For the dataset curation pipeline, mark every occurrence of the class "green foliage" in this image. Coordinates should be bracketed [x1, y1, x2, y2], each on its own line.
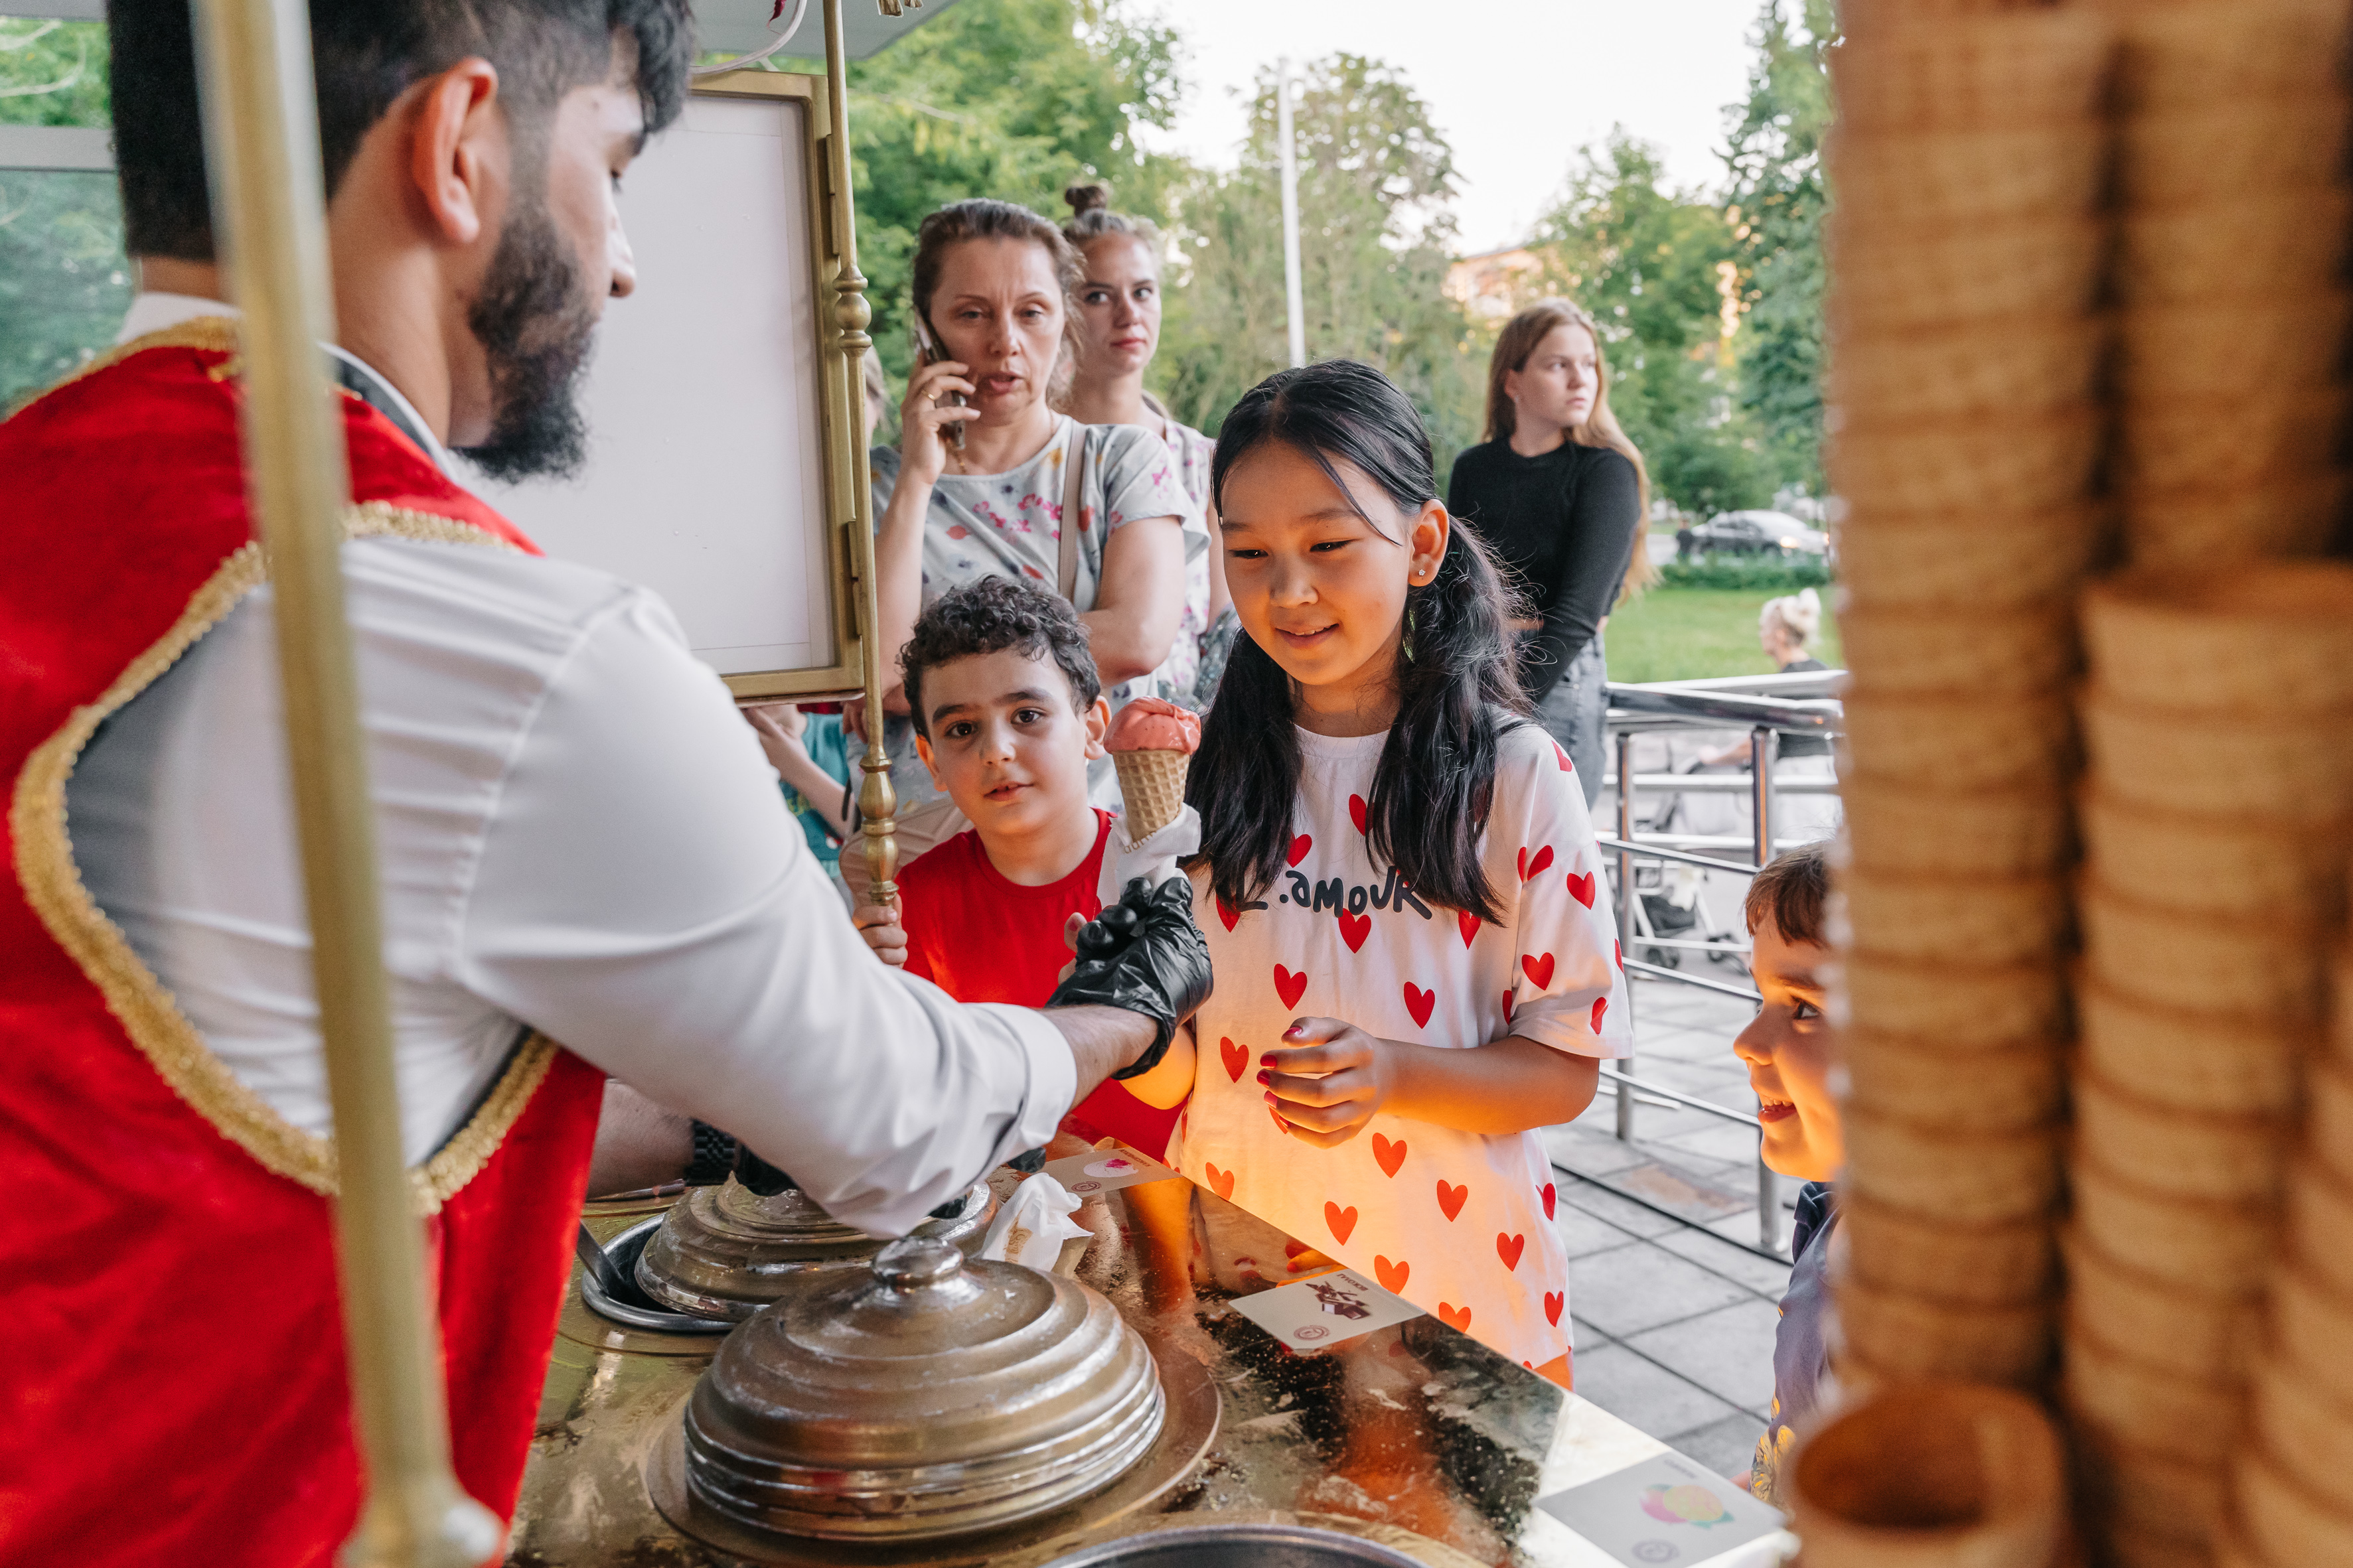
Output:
[1658, 553, 1831, 591]
[1154, 54, 1484, 465]
[1722, 0, 1835, 496]
[1606, 585, 1842, 683]
[0, 20, 129, 408]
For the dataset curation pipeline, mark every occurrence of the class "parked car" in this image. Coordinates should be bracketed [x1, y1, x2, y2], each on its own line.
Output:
[1683, 510, 1831, 559]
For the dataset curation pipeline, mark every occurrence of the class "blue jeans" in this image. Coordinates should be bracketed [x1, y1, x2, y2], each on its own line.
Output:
[1525, 631, 1608, 810]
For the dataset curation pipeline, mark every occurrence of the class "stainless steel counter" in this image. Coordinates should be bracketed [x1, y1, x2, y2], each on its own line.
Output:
[510, 1171, 1778, 1568]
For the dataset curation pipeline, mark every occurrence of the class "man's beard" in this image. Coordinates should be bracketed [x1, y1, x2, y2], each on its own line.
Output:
[456, 200, 599, 482]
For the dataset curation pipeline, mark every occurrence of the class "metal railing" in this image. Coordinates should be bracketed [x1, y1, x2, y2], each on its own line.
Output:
[1596, 676, 1844, 1254]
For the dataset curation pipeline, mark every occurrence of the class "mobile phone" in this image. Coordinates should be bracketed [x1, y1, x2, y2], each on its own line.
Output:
[910, 314, 966, 455]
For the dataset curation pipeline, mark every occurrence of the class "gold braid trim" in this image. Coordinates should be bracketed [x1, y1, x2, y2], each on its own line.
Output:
[4, 317, 244, 421]
[11, 498, 568, 1215]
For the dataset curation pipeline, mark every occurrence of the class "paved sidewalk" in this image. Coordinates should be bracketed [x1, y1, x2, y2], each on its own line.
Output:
[1549, 976, 1797, 1481]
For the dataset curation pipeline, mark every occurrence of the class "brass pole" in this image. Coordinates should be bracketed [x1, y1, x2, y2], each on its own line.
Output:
[826, 0, 898, 902]
[187, 1, 500, 1564]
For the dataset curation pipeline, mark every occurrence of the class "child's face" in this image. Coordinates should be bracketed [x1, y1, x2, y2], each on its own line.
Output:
[913, 646, 1107, 840]
[1733, 914, 1842, 1182]
[1219, 442, 1449, 708]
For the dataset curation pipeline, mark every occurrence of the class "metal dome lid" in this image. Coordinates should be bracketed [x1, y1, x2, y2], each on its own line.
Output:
[682, 1235, 1165, 1541]
[635, 1173, 993, 1322]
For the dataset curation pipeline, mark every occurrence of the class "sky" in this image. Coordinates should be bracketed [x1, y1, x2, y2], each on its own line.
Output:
[1136, 0, 1770, 256]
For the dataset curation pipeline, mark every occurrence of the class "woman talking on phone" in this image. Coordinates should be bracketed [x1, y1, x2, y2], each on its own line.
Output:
[1448, 299, 1652, 807]
[854, 198, 1197, 891]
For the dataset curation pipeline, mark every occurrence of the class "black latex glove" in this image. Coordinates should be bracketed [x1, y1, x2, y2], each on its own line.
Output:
[1047, 875, 1213, 1080]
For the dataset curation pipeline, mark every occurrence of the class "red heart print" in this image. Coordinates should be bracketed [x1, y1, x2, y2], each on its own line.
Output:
[1274, 964, 1308, 1010]
[1217, 897, 1241, 933]
[1325, 1201, 1359, 1245]
[1565, 871, 1596, 908]
[1591, 996, 1608, 1032]
[1614, 939, 1624, 971]
[1349, 794, 1368, 835]
[1541, 1181, 1556, 1220]
[1436, 1180, 1468, 1222]
[1372, 1133, 1407, 1178]
[1403, 982, 1436, 1029]
[1517, 845, 1554, 883]
[1337, 909, 1371, 952]
[1221, 1036, 1248, 1082]
[1522, 952, 1555, 990]
[946, 524, 970, 539]
[1438, 1303, 1473, 1332]
[1497, 1232, 1525, 1271]
[1553, 741, 1574, 772]
[1458, 910, 1480, 949]
[1545, 1291, 1564, 1326]
[1501, 990, 1515, 1023]
[1375, 1255, 1410, 1293]
[1204, 1163, 1236, 1200]
[1286, 833, 1312, 867]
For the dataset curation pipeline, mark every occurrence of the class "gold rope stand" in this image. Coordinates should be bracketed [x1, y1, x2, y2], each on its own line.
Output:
[187, 0, 500, 1563]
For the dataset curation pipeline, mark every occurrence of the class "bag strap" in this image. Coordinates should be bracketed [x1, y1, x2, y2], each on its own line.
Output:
[1058, 420, 1086, 603]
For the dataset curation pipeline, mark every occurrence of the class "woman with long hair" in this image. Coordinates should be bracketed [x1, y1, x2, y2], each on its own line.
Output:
[1448, 299, 1652, 807]
[856, 198, 1198, 891]
[1122, 360, 1629, 1385]
[1058, 182, 1233, 707]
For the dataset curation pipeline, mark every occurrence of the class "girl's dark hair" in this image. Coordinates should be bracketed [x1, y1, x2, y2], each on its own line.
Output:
[1189, 360, 1531, 924]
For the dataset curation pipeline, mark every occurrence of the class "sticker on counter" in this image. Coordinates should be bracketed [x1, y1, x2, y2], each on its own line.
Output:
[1041, 1145, 1179, 1196]
[1229, 1268, 1423, 1350]
[1536, 1451, 1789, 1566]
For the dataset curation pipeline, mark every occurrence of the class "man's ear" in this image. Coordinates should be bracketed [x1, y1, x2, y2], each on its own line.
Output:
[1082, 695, 1112, 760]
[406, 59, 504, 248]
[913, 730, 947, 790]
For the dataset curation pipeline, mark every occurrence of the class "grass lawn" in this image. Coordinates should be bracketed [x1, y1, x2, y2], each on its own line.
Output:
[1602, 586, 1843, 684]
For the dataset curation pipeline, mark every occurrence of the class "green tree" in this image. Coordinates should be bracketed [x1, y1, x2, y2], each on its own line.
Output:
[1156, 54, 1483, 462]
[1722, 0, 1835, 496]
[1531, 131, 1774, 517]
[1, 19, 129, 407]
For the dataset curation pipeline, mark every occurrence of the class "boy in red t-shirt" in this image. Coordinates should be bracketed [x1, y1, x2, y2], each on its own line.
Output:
[853, 577, 1184, 1157]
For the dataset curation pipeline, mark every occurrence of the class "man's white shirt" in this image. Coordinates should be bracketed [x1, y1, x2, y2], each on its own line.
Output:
[68, 294, 1073, 1235]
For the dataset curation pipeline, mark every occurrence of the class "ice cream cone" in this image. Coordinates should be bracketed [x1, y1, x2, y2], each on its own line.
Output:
[2084, 563, 2353, 713]
[1828, 123, 2110, 224]
[1829, 212, 2106, 332]
[2119, 190, 2352, 307]
[1837, 869, 2070, 965]
[1835, 1278, 2053, 1386]
[2062, 1320, 2239, 1463]
[2234, 1443, 2353, 1568]
[2074, 1420, 2229, 1555]
[2078, 788, 2348, 926]
[2120, 471, 2346, 569]
[2247, 1351, 2353, 1515]
[1835, 500, 2104, 612]
[2075, 1070, 2289, 1203]
[1841, 1193, 2055, 1308]
[1111, 748, 1190, 843]
[2072, 1149, 2277, 1294]
[2271, 1263, 2353, 1412]
[1839, 603, 2080, 696]
[1844, 1107, 2061, 1224]
[2286, 1156, 2353, 1303]
[2118, 96, 2353, 207]
[1841, 689, 2078, 790]
[2081, 687, 2353, 821]
[2062, 1227, 2259, 1384]
[1838, 952, 2068, 1048]
[2080, 878, 2329, 1021]
[1844, 1031, 2062, 1133]
[1829, 316, 2105, 421]
[1841, 781, 2072, 878]
[2109, 0, 2352, 113]
[2076, 973, 2307, 1117]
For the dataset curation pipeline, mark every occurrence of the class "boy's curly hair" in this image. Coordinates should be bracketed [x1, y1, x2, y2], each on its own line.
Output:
[1744, 839, 1831, 946]
[900, 576, 1101, 739]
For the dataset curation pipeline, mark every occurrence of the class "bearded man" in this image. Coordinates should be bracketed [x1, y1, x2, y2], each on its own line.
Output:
[0, 4, 1208, 1563]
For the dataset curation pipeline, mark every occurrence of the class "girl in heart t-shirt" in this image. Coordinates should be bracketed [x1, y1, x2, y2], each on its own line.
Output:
[1118, 360, 1632, 1385]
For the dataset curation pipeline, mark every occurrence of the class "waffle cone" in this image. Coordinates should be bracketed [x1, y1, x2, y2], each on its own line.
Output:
[1844, 1031, 2062, 1133]
[2073, 1150, 2277, 1294]
[2080, 878, 2328, 1021]
[2079, 787, 2348, 927]
[1835, 1278, 2053, 1386]
[2119, 97, 2353, 207]
[2117, 292, 2353, 402]
[1841, 1193, 2054, 1307]
[1841, 689, 2077, 789]
[2309, 1056, 2353, 1188]
[1828, 123, 2109, 224]
[2117, 390, 2348, 492]
[1839, 951, 2068, 1047]
[1842, 781, 2072, 877]
[2076, 973, 2307, 1117]
[2084, 563, 2353, 711]
[2111, 0, 2352, 113]
[1829, 213, 2106, 332]
[2119, 190, 2353, 307]
[1830, 409, 2102, 513]
[2271, 1264, 2353, 1412]
[2082, 687, 2353, 821]
[1829, 10, 2111, 133]
[2121, 472, 2347, 570]
[2285, 1157, 2353, 1303]
[1843, 1107, 2061, 1224]
[2062, 1227, 2259, 1384]
[1111, 748, 1190, 842]
[2236, 1444, 2353, 1568]
[1837, 0, 2029, 35]
[1839, 603, 2078, 697]
[2075, 1069, 2289, 1202]
[2073, 1422, 2229, 1557]
[1829, 316, 2105, 422]
[1835, 500, 2103, 612]
[1837, 869, 2070, 965]
[2062, 1320, 2239, 1464]
[2248, 1351, 2353, 1516]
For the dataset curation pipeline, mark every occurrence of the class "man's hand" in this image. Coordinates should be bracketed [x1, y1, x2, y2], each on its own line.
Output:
[1259, 1018, 1401, 1148]
[854, 899, 907, 967]
[1047, 877, 1211, 1080]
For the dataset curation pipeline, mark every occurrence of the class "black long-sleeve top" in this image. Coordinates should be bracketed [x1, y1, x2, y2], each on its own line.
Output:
[1446, 439, 1643, 704]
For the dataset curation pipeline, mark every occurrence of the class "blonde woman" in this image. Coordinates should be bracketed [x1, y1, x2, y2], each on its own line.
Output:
[1448, 299, 1653, 807]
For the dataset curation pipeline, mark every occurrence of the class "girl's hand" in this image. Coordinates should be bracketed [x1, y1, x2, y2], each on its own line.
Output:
[1258, 1018, 1401, 1148]
[854, 899, 907, 968]
[898, 356, 978, 487]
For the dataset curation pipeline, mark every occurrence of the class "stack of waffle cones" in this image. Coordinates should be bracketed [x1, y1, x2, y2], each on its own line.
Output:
[2068, 567, 2353, 1566]
[2091, 0, 2353, 567]
[1821, 5, 2113, 1398]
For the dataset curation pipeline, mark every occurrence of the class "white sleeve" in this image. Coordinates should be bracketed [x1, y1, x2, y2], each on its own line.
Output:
[451, 587, 1074, 1236]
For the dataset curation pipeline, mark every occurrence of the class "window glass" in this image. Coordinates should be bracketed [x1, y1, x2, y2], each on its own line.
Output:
[3, 19, 127, 407]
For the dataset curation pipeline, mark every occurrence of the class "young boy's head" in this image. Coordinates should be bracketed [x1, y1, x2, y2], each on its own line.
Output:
[1734, 840, 1841, 1182]
[901, 577, 1108, 845]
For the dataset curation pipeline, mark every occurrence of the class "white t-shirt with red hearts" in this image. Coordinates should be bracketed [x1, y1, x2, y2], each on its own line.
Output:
[1170, 717, 1632, 1377]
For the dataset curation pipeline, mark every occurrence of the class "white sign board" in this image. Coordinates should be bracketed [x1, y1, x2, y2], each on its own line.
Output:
[478, 91, 841, 682]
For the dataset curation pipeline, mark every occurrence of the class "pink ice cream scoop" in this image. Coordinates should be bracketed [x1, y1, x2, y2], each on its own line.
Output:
[1106, 697, 1201, 756]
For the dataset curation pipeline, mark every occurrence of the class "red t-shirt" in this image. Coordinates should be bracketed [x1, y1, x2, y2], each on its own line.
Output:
[899, 809, 1183, 1160]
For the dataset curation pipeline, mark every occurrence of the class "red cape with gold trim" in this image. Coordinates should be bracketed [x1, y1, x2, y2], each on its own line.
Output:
[0, 321, 604, 1567]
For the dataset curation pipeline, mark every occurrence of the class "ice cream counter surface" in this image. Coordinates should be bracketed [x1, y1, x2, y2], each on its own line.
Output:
[510, 1169, 1781, 1568]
